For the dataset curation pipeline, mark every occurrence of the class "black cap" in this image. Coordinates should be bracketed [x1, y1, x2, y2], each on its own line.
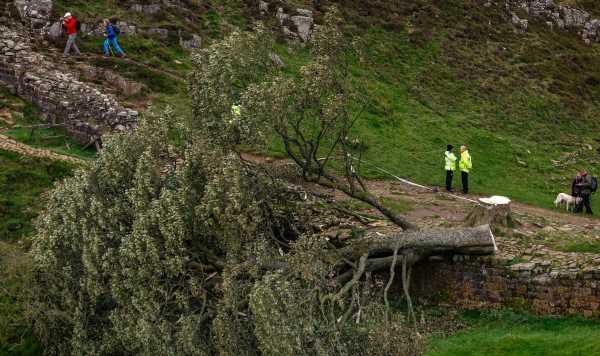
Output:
[447, 144, 453, 151]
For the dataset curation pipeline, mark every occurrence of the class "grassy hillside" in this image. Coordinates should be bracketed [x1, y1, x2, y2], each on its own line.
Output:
[266, 0, 600, 212]
[55, 0, 600, 212]
[4, 1, 600, 353]
[0, 150, 72, 354]
[0, 150, 74, 240]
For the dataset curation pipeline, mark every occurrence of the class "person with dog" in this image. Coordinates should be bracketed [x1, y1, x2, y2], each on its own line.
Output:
[444, 144, 457, 192]
[459, 145, 472, 194]
[574, 170, 593, 215]
[62, 12, 81, 57]
[103, 18, 125, 58]
[571, 172, 582, 198]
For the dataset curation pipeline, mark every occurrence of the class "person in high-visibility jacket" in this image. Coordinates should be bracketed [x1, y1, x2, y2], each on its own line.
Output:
[459, 145, 472, 194]
[444, 144, 457, 192]
[231, 104, 241, 118]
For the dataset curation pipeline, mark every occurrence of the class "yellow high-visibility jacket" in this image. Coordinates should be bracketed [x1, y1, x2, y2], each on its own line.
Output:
[460, 150, 472, 173]
[231, 104, 241, 118]
[445, 151, 457, 171]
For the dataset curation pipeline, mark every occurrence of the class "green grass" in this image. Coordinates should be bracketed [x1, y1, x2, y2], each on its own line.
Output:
[554, 240, 600, 254]
[268, 0, 600, 214]
[0, 89, 97, 160]
[53, 0, 250, 41]
[0, 337, 42, 356]
[0, 243, 42, 356]
[427, 309, 600, 355]
[528, 230, 600, 254]
[5, 127, 97, 160]
[0, 150, 74, 240]
[381, 196, 414, 214]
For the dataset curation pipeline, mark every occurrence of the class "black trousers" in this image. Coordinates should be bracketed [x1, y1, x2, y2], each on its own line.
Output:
[461, 171, 469, 194]
[445, 170, 454, 191]
[576, 193, 593, 215]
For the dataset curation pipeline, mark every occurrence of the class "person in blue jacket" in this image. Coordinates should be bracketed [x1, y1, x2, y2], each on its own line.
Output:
[103, 18, 125, 57]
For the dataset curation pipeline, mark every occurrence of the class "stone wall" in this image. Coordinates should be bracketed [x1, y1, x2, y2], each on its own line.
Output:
[507, 0, 600, 44]
[412, 256, 600, 317]
[0, 25, 137, 145]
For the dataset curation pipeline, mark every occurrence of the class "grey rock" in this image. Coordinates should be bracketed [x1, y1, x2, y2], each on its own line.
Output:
[282, 26, 298, 40]
[117, 21, 136, 36]
[146, 27, 169, 39]
[131, 4, 161, 15]
[46, 21, 63, 43]
[511, 12, 528, 31]
[143, 4, 161, 15]
[131, 4, 143, 12]
[269, 52, 285, 68]
[510, 262, 537, 271]
[296, 8, 313, 17]
[276, 7, 289, 25]
[290, 15, 313, 41]
[180, 34, 202, 49]
[259, 1, 269, 14]
[509, 0, 600, 43]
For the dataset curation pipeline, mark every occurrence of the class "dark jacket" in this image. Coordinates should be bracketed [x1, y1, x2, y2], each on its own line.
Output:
[580, 175, 593, 196]
[572, 176, 582, 196]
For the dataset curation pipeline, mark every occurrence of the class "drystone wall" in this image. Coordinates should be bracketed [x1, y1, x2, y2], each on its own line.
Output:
[413, 255, 600, 317]
[0, 25, 137, 145]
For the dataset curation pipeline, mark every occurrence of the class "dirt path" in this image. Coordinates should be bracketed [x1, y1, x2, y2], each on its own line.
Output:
[242, 152, 600, 228]
[0, 134, 87, 165]
[243, 152, 600, 272]
[42, 47, 187, 83]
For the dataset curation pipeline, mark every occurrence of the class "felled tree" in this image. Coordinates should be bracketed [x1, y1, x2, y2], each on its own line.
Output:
[30, 9, 496, 356]
[30, 109, 311, 354]
[241, 9, 417, 230]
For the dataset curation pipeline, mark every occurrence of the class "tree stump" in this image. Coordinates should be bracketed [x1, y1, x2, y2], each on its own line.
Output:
[464, 196, 518, 228]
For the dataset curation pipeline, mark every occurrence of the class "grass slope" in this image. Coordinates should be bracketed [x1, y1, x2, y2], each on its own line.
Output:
[0, 150, 72, 354]
[0, 150, 73, 240]
[270, 1, 600, 213]
[427, 310, 600, 355]
[0, 243, 41, 356]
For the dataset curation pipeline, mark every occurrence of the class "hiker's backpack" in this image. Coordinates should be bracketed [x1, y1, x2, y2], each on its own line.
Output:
[75, 20, 81, 31]
[592, 176, 598, 193]
[113, 26, 121, 35]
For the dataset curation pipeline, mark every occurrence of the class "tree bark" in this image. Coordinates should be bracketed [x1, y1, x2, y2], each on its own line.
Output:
[464, 200, 518, 228]
[337, 225, 496, 283]
[340, 224, 496, 260]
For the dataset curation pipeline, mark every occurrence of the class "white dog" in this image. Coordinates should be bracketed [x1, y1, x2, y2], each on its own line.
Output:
[554, 193, 582, 212]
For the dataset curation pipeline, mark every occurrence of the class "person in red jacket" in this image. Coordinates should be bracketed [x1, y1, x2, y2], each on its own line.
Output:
[62, 12, 81, 57]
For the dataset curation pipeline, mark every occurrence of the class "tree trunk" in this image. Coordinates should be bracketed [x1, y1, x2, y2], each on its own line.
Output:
[337, 225, 495, 283]
[464, 197, 518, 228]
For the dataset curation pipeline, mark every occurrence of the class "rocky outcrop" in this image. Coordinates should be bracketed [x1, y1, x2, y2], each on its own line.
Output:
[291, 13, 314, 42]
[14, 0, 52, 29]
[130, 3, 161, 15]
[180, 33, 201, 49]
[268, 5, 314, 42]
[507, 0, 600, 44]
[0, 26, 137, 145]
